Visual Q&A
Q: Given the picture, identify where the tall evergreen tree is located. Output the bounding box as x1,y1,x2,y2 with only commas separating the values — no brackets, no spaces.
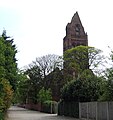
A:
0,30,17,113
1,30,18,90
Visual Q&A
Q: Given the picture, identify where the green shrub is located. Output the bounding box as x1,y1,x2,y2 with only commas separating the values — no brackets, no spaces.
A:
0,78,13,112
61,70,101,102
37,87,52,103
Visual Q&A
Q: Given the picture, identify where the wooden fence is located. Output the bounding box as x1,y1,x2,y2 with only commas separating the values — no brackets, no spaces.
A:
18,102,58,114
58,101,79,118
79,102,113,120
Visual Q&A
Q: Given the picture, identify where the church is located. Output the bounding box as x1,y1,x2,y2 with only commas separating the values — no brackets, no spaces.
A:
63,12,88,52
63,12,89,82
49,12,88,101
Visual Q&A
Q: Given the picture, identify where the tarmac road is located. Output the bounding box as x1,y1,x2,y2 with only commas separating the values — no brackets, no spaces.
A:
6,106,79,120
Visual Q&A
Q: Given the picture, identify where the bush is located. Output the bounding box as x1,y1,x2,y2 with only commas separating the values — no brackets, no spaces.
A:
0,78,13,112
37,87,52,103
61,70,101,102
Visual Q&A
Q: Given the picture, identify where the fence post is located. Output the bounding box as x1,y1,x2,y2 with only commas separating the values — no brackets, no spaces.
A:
107,102,109,120
87,102,89,120
79,102,81,119
96,102,97,120
51,102,52,114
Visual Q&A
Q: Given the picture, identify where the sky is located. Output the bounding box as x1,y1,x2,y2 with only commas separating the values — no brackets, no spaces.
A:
0,0,113,69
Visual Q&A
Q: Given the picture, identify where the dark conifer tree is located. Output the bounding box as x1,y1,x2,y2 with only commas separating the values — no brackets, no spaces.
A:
1,30,18,90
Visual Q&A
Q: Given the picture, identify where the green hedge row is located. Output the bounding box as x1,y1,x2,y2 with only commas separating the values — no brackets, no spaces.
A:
58,101,79,118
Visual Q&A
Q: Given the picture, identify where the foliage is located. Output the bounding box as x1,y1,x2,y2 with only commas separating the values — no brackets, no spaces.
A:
2,30,18,91
88,46,105,70
0,31,17,118
18,54,63,103
98,50,113,101
0,112,5,120
64,46,89,70
16,80,29,104
64,46,105,81
24,65,42,103
37,87,52,103
99,68,113,101
0,78,13,112
15,54,63,104
25,65,43,90
12,70,28,104
61,69,102,102
0,37,6,78
0,30,18,91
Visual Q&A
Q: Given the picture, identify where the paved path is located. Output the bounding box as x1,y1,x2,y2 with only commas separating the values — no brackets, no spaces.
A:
6,106,79,120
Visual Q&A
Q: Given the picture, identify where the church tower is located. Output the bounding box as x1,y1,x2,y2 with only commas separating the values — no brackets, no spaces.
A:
63,12,88,52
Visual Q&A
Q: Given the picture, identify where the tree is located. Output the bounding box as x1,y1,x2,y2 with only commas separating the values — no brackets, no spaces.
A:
99,48,113,101
2,30,18,90
88,46,106,75
31,54,63,89
64,46,105,82
24,65,43,103
16,79,29,104
0,30,18,118
12,70,28,104
33,54,63,78
98,49,113,101
21,54,63,102
61,69,102,102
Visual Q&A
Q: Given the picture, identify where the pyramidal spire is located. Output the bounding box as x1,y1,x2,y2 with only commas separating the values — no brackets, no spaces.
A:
71,11,82,26
72,12,80,20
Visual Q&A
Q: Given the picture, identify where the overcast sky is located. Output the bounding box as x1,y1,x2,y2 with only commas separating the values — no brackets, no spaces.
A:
0,0,113,68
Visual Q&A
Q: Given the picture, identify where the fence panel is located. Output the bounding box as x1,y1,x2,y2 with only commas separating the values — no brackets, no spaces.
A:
108,102,113,120
80,102,87,118
97,102,107,120
58,101,113,119
58,101,79,118
88,102,96,120
79,102,113,120
80,102,96,120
